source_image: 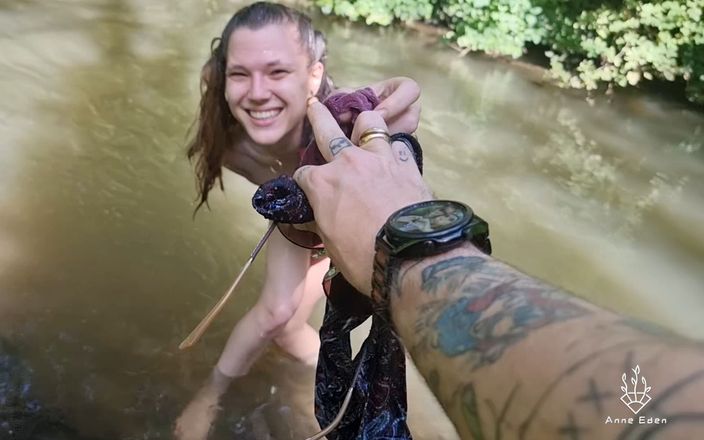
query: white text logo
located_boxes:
[620,365,651,415]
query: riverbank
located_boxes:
[307,0,704,109]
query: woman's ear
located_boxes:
[308,61,324,97]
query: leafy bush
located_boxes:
[435,0,545,58]
[542,0,704,101]
[313,0,704,105]
[314,0,433,25]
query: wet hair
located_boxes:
[187,1,334,211]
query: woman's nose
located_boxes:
[248,75,271,101]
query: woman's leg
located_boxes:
[273,258,328,365]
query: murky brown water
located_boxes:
[1,0,703,439]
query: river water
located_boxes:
[1,0,703,439]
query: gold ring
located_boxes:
[359,128,390,146]
[359,132,390,146]
[359,127,389,138]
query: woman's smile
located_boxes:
[249,108,281,119]
[247,108,283,125]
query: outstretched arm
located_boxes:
[295,103,704,439]
[392,243,704,439]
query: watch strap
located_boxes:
[371,235,403,315]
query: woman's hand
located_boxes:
[331,77,421,143]
[369,77,421,137]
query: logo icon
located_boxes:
[620,365,652,414]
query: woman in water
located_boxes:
[175,2,420,438]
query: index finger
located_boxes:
[306,101,352,162]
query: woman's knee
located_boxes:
[253,299,298,336]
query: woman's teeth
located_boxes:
[249,109,281,120]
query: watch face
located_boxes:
[389,200,470,236]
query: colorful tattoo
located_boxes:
[414,256,588,368]
[419,256,482,295]
[396,252,704,439]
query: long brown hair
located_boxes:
[187,2,333,211]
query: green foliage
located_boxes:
[435,0,545,58]
[314,0,432,25]
[542,0,704,104]
[313,0,704,105]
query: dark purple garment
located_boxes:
[318,275,411,440]
[252,175,314,224]
[252,88,415,440]
[299,87,379,166]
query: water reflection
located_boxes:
[1,0,703,439]
[1,0,246,438]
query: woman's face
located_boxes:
[225,23,323,147]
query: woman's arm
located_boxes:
[259,225,312,315]
[295,104,704,439]
[175,228,314,440]
[214,225,312,375]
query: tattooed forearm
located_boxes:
[409,255,588,369]
[388,245,704,440]
[419,256,481,295]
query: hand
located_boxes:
[369,77,421,136]
[294,104,433,295]
[331,77,421,142]
[174,368,231,440]
[173,383,221,440]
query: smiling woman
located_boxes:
[176,2,421,439]
[223,24,323,148]
[187,3,333,197]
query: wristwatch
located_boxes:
[371,200,491,307]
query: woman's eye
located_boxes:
[228,71,246,78]
[270,70,289,78]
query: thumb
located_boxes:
[292,165,316,204]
